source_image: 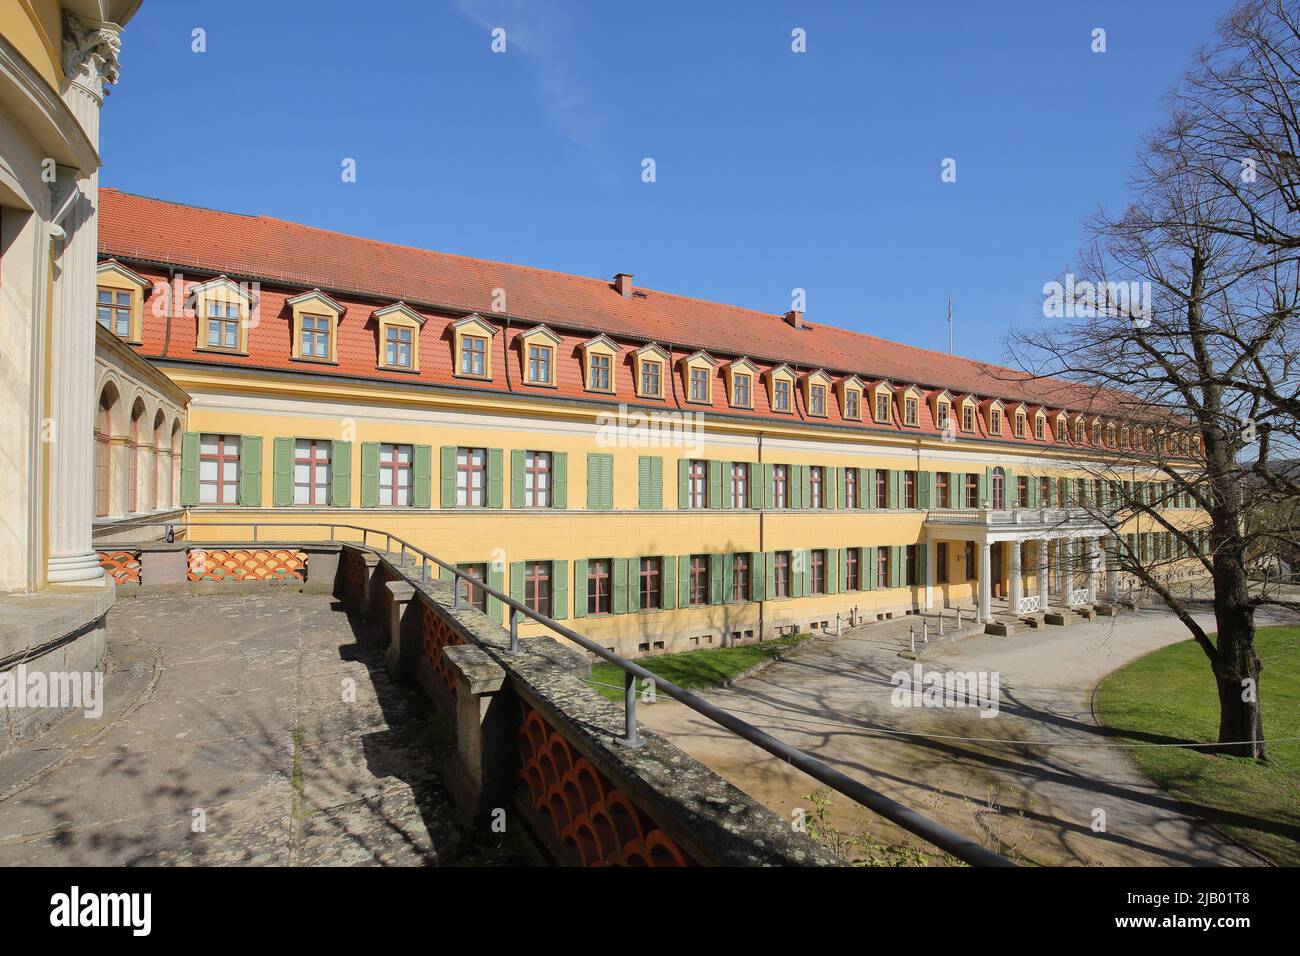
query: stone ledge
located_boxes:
[0,584,114,663]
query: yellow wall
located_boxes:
[1,1,64,91]
[173,368,1209,656]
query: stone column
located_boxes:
[45,14,121,584]
[1037,538,1050,608]
[978,541,992,622]
[1009,539,1022,612]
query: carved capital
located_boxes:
[61,12,122,98]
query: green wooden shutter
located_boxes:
[587,453,613,510]
[612,557,628,614]
[1004,467,1016,506]
[440,447,457,507]
[551,560,567,620]
[360,442,380,508]
[638,455,662,509]
[917,543,928,587]
[573,558,588,619]
[678,459,690,509]
[888,469,901,509]
[238,436,262,507]
[751,551,764,601]
[765,552,776,599]
[839,548,849,592]
[331,441,352,507]
[272,437,294,507]
[661,555,676,610]
[510,450,526,508]
[678,555,691,606]
[509,561,524,604]
[799,466,811,510]
[180,432,200,506]
[552,452,568,509]
[800,549,812,597]
[487,448,504,508]
[710,554,724,604]
[487,565,504,623]
[412,445,432,509]
[762,464,775,509]
[918,470,932,509]
[865,546,876,590]
[827,548,839,594]
[980,467,991,507]
[748,463,761,509]
[891,546,904,589]
[721,553,734,602]
[709,460,723,509]
[834,468,845,510]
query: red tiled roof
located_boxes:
[96,188,1126,446]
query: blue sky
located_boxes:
[100,0,1230,364]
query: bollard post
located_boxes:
[923,620,929,644]
[939,612,945,637]
[909,624,915,655]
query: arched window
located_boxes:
[991,467,1005,510]
[128,399,145,513]
[152,410,166,510]
[95,386,116,517]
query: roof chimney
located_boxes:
[614,273,634,299]
[784,309,804,330]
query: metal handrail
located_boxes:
[111,517,1013,866]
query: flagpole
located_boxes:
[947,294,953,353]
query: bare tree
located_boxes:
[1008,1,1300,759]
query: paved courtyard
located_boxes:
[0,589,522,866]
[638,606,1291,866]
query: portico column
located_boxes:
[978,541,992,623]
[1009,539,1022,612]
[45,14,121,584]
[1037,539,1050,608]
[1088,537,1102,603]
[1106,535,1120,603]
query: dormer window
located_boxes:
[194,276,257,354]
[904,396,918,426]
[519,325,561,386]
[461,335,487,375]
[810,384,826,415]
[288,289,345,364]
[642,361,661,396]
[373,302,425,372]
[681,351,718,404]
[990,408,1002,434]
[1015,413,1026,438]
[1035,414,1046,440]
[529,344,553,383]
[96,259,151,344]
[97,287,131,336]
[1074,421,1086,444]
[387,326,412,367]
[962,403,975,432]
[579,333,620,393]
[734,373,751,407]
[839,376,865,421]
[633,344,669,399]
[1056,417,1068,442]
[451,315,497,380]
[937,402,950,430]
[774,378,791,411]
[875,392,891,423]
[766,365,795,413]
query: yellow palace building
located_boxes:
[94,189,1205,657]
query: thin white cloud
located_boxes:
[453,0,609,151]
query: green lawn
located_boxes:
[1094,626,1300,866]
[587,633,809,702]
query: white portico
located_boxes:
[923,508,1118,623]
